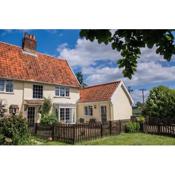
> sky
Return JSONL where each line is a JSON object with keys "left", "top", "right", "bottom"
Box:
{"left": 0, "top": 29, "right": 175, "bottom": 103}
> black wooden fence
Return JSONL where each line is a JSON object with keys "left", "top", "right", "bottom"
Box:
{"left": 35, "top": 120, "right": 126, "bottom": 144}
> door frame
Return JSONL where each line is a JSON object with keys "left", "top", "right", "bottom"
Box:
{"left": 100, "top": 105, "right": 107, "bottom": 123}
{"left": 27, "top": 106, "right": 36, "bottom": 127}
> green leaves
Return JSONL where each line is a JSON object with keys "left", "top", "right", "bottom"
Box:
{"left": 80, "top": 29, "right": 175, "bottom": 79}
{"left": 144, "top": 86, "right": 175, "bottom": 118}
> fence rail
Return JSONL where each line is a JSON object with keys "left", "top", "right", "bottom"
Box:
{"left": 35, "top": 120, "right": 126, "bottom": 144}
{"left": 143, "top": 124, "right": 175, "bottom": 136}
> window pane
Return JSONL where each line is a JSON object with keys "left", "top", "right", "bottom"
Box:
{"left": 89, "top": 106, "right": 93, "bottom": 116}
{"left": 66, "top": 108, "right": 70, "bottom": 121}
{"left": 84, "top": 106, "right": 88, "bottom": 115}
{"left": 33, "top": 85, "right": 43, "bottom": 98}
{"left": 66, "top": 88, "right": 69, "bottom": 96}
{"left": 6, "top": 80, "right": 13, "bottom": 92}
{"left": 55, "top": 86, "right": 60, "bottom": 96}
{"left": 60, "top": 87, "right": 65, "bottom": 96}
{"left": 60, "top": 108, "right": 65, "bottom": 121}
{"left": 0, "top": 80, "right": 5, "bottom": 91}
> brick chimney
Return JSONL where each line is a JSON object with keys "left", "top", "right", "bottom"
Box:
{"left": 22, "top": 33, "right": 37, "bottom": 54}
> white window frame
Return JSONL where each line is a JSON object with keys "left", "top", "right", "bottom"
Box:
{"left": 59, "top": 108, "right": 72, "bottom": 123}
{"left": 33, "top": 84, "right": 43, "bottom": 99}
{"left": 55, "top": 86, "right": 70, "bottom": 97}
{"left": 0, "top": 79, "right": 13, "bottom": 93}
{"left": 84, "top": 106, "right": 93, "bottom": 116}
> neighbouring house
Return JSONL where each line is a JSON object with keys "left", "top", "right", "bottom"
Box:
{"left": 0, "top": 33, "right": 133, "bottom": 126}
{"left": 77, "top": 81, "right": 133, "bottom": 123}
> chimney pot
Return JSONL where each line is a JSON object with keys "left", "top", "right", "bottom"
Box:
{"left": 22, "top": 33, "right": 37, "bottom": 54}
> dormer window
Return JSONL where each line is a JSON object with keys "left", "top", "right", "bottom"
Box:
{"left": 0, "top": 79, "right": 13, "bottom": 93}
{"left": 55, "top": 86, "right": 69, "bottom": 97}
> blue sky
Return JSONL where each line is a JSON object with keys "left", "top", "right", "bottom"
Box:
{"left": 0, "top": 29, "right": 175, "bottom": 103}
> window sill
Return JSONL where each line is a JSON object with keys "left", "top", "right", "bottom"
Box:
{"left": 0, "top": 91, "right": 14, "bottom": 95}
{"left": 54, "top": 96, "right": 70, "bottom": 99}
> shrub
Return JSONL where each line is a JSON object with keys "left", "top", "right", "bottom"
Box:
{"left": 143, "top": 86, "right": 175, "bottom": 118}
{"left": 136, "top": 116, "right": 145, "bottom": 124}
{"left": 89, "top": 118, "right": 96, "bottom": 124}
{"left": 0, "top": 116, "right": 31, "bottom": 145}
{"left": 41, "top": 97, "right": 52, "bottom": 115}
{"left": 40, "top": 113, "right": 57, "bottom": 126}
{"left": 125, "top": 121, "right": 140, "bottom": 133}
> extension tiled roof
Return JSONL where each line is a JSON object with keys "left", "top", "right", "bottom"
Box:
{"left": 0, "top": 42, "right": 80, "bottom": 88}
{"left": 79, "top": 81, "right": 121, "bottom": 103}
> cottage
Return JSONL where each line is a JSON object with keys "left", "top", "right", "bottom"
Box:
{"left": 0, "top": 33, "right": 133, "bottom": 126}
{"left": 77, "top": 81, "right": 133, "bottom": 123}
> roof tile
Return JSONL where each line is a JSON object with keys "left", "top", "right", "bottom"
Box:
{"left": 79, "top": 81, "right": 121, "bottom": 103}
{"left": 0, "top": 42, "right": 80, "bottom": 88}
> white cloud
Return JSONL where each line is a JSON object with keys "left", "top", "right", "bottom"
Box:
{"left": 58, "top": 38, "right": 120, "bottom": 67}
{"left": 58, "top": 38, "right": 175, "bottom": 102}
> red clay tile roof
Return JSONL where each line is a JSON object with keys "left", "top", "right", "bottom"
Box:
{"left": 0, "top": 42, "right": 80, "bottom": 88}
{"left": 79, "top": 81, "right": 121, "bottom": 103}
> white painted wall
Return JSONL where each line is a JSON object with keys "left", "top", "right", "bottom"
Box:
{"left": 111, "top": 83, "right": 133, "bottom": 120}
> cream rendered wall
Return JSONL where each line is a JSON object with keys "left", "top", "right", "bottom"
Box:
{"left": 23, "top": 82, "right": 80, "bottom": 104}
{"left": 111, "top": 84, "right": 132, "bottom": 120}
{"left": 0, "top": 80, "right": 80, "bottom": 117}
{"left": 77, "top": 101, "right": 111, "bottom": 123}
{"left": 0, "top": 81, "right": 24, "bottom": 114}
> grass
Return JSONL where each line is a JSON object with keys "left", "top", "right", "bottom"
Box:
{"left": 30, "top": 136, "right": 66, "bottom": 145}
{"left": 30, "top": 133, "right": 175, "bottom": 145}
{"left": 77, "top": 133, "right": 175, "bottom": 145}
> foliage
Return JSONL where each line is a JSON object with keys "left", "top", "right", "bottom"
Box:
{"left": 125, "top": 121, "right": 140, "bottom": 133}
{"left": 0, "top": 116, "right": 31, "bottom": 145}
{"left": 143, "top": 86, "right": 175, "bottom": 118}
{"left": 0, "top": 104, "right": 7, "bottom": 118}
{"left": 75, "top": 71, "right": 87, "bottom": 87}
{"left": 41, "top": 97, "right": 52, "bottom": 115}
{"left": 80, "top": 30, "right": 175, "bottom": 79}
{"left": 136, "top": 116, "right": 145, "bottom": 124}
{"left": 89, "top": 118, "right": 96, "bottom": 124}
{"left": 40, "top": 113, "right": 57, "bottom": 126}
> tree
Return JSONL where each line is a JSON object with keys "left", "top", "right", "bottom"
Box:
{"left": 76, "top": 71, "right": 87, "bottom": 87}
{"left": 41, "top": 97, "right": 52, "bottom": 116}
{"left": 80, "top": 30, "right": 175, "bottom": 79}
{"left": 143, "top": 86, "right": 175, "bottom": 118}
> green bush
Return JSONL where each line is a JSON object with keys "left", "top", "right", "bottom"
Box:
{"left": 136, "top": 116, "right": 145, "bottom": 123}
{"left": 125, "top": 121, "right": 140, "bottom": 133}
{"left": 40, "top": 114, "right": 57, "bottom": 126}
{"left": 143, "top": 86, "right": 175, "bottom": 118}
{"left": 0, "top": 116, "right": 31, "bottom": 145}
{"left": 41, "top": 97, "right": 52, "bottom": 115}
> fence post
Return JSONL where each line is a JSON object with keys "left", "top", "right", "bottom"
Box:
{"left": 109, "top": 121, "right": 112, "bottom": 135}
{"left": 34, "top": 123, "right": 38, "bottom": 135}
{"left": 101, "top": 123, "right": 103, "bottom": 138}
{"left": 157, "top": 124, "right": 160, "bottom": 134}
{"left": 119, "top": 120, "right": 122, "bottom": 133}
{"left": 52, "top": 124, "right": 55, "bottom": 140}
{"left": 72, "top": 125, "right": 75, "bottom": 144}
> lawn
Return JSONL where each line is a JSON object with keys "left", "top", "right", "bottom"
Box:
{"left": 30, "top": 136, "right": 66, "bottom": 145}
{"left": 31, "top": 133, "right": 175, "bottom": 145}
{"left": 77, "top": 133, "right": 175, "bottom": 145}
